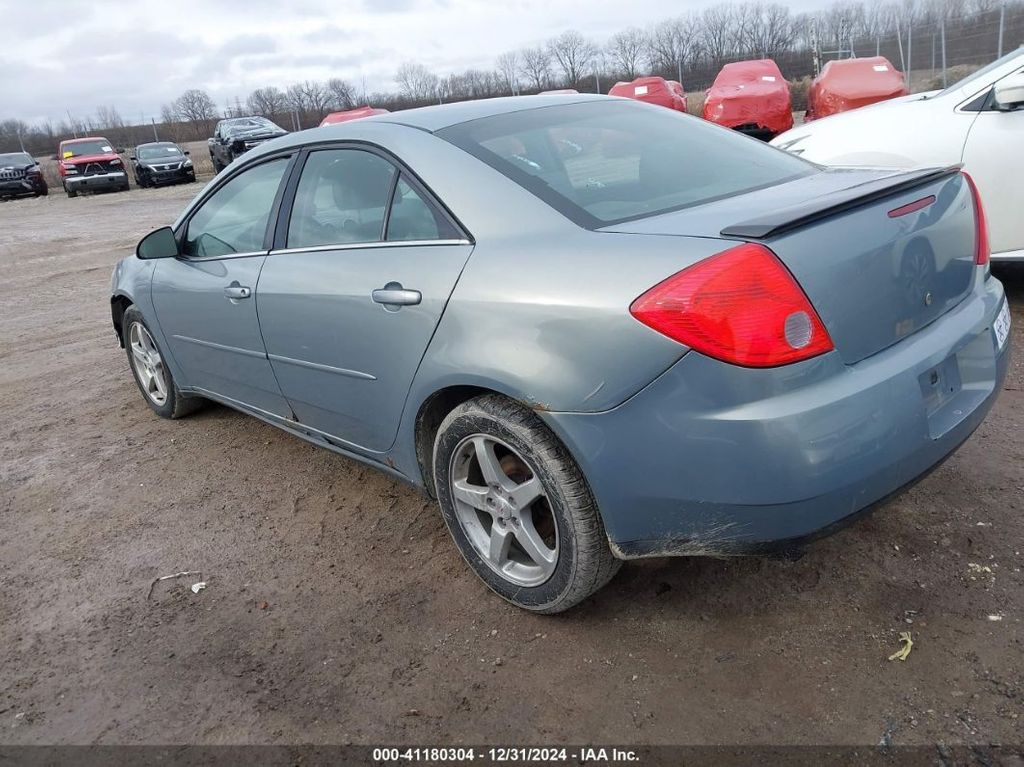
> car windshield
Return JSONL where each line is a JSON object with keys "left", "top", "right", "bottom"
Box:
{"left": 938, "top": 47, "right": 1024, "bottom": 96}
{"left": 138, "top": 144, "right": 183, "bottom": 161}
{"left": 224, "top": 117, "right": 282, "bottom": 134}
{"left": 62, "top": 139, "right": 113, "bottom": 157}
{"left": 0, "top": 152, "right": 33, "bottom": 165}
{"left": 439, "top": 100, "right": 814, "bottom": 228}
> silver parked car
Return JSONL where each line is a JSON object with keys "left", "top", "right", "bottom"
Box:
{"left": 111, "top": 95, "right": 1010, "bottom": 612}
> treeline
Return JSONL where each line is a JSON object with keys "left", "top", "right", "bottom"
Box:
{"left": 2, "top": 0, "right": 1021, "bottom": 155}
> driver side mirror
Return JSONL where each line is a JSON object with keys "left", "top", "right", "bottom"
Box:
{"left": 136, "top": 226, "right": 179, "bottom": 260}
{"left": 183, "top": 150, "right": 190, "bottom": 156}
{"left": 994, "top": 72, "right": 1024, "bottom": 110}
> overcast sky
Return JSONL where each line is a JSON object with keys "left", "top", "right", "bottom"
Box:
{"left": 1, "top": 0, "right": 825, "bottom": 125}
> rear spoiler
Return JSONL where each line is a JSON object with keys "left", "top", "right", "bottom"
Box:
{"left": 721, "top": 165, "right": 962, "bottom": 239}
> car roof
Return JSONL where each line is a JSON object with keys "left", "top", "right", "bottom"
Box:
{"left": 136, "top": 141, "right": 178, "bottom": 148}
{"left": 372, "top": 93, "right": 612, "bottom": 133}
{"left": 61, "top": 136, "right": 109, "bottom": 144}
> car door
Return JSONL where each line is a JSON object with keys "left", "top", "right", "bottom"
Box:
{"left": 151, "top": 155, "right": 294, "bottom": 416}
{"left": 255, "top": 146, "right": 473, "bottom": 454}
{"left": 961, "top": 66, "right": 1024, "bottom": 256}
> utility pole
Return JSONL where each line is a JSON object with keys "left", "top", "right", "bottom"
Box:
{"left": 941, "top": 16, "right": 947, "bottom": 88}
{"left": 896, "top": 19, "right": 905, "bottom": 71}
{"left": 931, "top": 34, "right": 936, "bottom": 74}
{"left": 998, "top": 0, "right": 1006, "bottom": 58}
{"left": 907, "top": 23, "right": 912, "bottom": 82}
{"left": 811, "top": 19, "right": 821, "bottom": 76}
{"left": 594, "top": 71, "right": 600, "bottom": 94}
{"left": 151, "top": 117, "right": 158, "bottom": 142}
{"left": 677, "top": 58, "right": 683, "bottom": 85}
{"left": 876, "top": 37, "right": 880, "bottom": 57}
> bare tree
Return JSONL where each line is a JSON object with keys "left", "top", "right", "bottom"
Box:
{"left": 247, "top": 86, "right": 288, "bottom": 119}
{"left": 326, "top": 78, "right": 356, "bottom": 109}
{"left": 519, "top": 45, "right": 553, "bottom": 90}
{"left": 647, "top": 15, "right": 698, "bottom": 76}
{"left": 94, "top": 105, "right": 124, "bottom": 129}
{"left": 396, "top": 62, "right": 440, "bottom": 102}
{"left": 607, "top": 27, "right": 648, "bottom": 79}
{"left": 547, "top": 30, "right": 597, "bottom": 87}
{"left": 173, "top": 89, "right": 218, "bottom": 139}
{"left": 697, "top": 5, "right": 737, "bottom": 61}
{"left": 496, "top": 51, "right": 521, "bottom": 94}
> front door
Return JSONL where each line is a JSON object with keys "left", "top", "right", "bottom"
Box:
{"left": 255, "top": 147, "right": 472, "bottom": 453}
{"left": 152, "top": 156, "right": 293, "bottom": 416}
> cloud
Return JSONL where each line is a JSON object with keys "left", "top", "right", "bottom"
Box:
{"left": 0, "top": 0, "right": 831, "bottom": 125}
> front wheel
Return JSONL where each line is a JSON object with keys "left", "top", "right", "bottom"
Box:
{"left": 65, "top": 185, "right": 77, "bottom": 198}
{"left": 433, "top": 394, "right": 620, "bottom": 613}
{"left": 122, "top": 306, "right": 202, "bottom": 419}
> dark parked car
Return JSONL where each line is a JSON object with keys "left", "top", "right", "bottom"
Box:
{"left": 0, "top": 152, "right": 47, "bottom": 199}
{"left": 131, "top": 142, "right": 196, "bottom": 188}
{"left": 112, "top": 96, "right": 1009, "bottom": 613}
{"left": 208, "top": 116, "right": 287, "bottom": 172}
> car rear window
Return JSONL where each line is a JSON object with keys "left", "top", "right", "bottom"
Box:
{"left": 438, "top": 100, "right": 814, "bottom": 228}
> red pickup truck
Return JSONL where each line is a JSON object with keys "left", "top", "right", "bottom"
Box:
{"left": 58, "top": 137, "right": 130, "bottom": 198}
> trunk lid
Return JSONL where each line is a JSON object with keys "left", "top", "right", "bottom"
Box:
{"left": 603, "top": 167, "right": 977, "bottom": 364}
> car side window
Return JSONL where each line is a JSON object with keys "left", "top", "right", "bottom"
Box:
{"left": 386, "top": 175, "right": 461, "bottom": 241}
{"left": 287, "top": 149, "right": 397, "bottom": 248}
{"left": 184, "top": 158, "right": 289, "bottom": 258}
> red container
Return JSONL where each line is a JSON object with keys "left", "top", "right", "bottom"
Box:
{"left": 703, "top": 59, "right": 793, "bottom": 138}
{"left": 609, "top": 77, "right": 687, "bottom": 112}
{"left": 805, "top": 57, "right": 908, "bottom": 121}
{"left": 319, "top": 106, "right": 389, "bottom": 127}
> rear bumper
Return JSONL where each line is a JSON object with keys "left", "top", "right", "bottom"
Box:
{"left": 65, "top": 171, "right": 128, "bottom": 191}
{"left": 543, "top": 274, "right": 1009, "bottom": 558}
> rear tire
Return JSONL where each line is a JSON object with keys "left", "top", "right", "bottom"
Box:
{"left": 433, "top": 394, "right": 620, "bottom": 613}
{"left": 123, "top": 306, "right": 203, "bottom": 419}
{"left": 65, "top": 186, "right": 77, "bottom": 199}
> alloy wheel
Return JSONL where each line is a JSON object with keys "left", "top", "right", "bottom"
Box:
{"left": 448, "top": 434, "right": 559, "bottom": 587}
{"left": 128, "top": 322, "right": 168, "bottom": 406}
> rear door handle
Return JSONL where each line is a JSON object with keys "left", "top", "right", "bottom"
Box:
{"left": 224, "top": 284, "right": 251, "bottom": 300}
{"left": 372, "top": 283, "right": 421, "bottom": 307}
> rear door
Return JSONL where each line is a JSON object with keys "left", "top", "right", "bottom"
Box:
{"left": 151, "top": 155, "right": 293, "bottom": 415}
{"left": 255, "top": 146, "right": 473, "bottom": 453}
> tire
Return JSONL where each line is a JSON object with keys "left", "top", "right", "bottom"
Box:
{"left": 122, "top": 306, "right": 203, "bottom": 419}
{"left": 210, "top": 155, "right": 223, "bottom": 173}
{"left": 433, "top": 394, "right": 620, "bottom": 613}
{"left": 65, "top": 186, "right": 77, "bottom": 199}
{"left": 36, "top": 187, "right": 48, "bottom": 197}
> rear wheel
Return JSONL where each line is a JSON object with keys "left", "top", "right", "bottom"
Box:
{"left": 433, "top": 394, "right": 620, "bottom": 613}
{"left": 64, "top": 185, "right": 77, "bottom": 199}
{"left": 123, "top": 306, "right": 202, "bottom": 419}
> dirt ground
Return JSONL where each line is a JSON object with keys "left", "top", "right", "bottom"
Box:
{"left": 0, "top": 183, "right": 1022, "bottom": 747}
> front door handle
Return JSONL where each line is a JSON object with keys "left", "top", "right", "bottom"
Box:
{"left": 372, "top": 283, "right": 421, "bottom": 307}
{"left": 224, "top": 284, "right": 251, "bottom": 300}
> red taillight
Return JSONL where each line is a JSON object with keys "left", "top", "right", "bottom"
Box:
{"left": 961, "top": 171, "right": 990, "bottom": 266}
{"left": 629, "top": 243, "right": 834, "bottom": 368}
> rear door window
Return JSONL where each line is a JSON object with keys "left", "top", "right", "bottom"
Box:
{"left": 385, "top": 175, "right": 461, "bottom": 241}
{"left": 287, "top": 149, "right": 397, "bottom": 248}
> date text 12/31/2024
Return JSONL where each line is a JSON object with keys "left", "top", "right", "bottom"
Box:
{"left": 373, "top": 746, "right": 641, "bottom": 763}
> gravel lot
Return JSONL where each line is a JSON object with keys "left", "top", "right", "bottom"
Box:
{"left": 1, "top": 183, "right": 1021, "bottom": 746}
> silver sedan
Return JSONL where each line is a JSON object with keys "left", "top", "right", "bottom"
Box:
{"left": 111, "top": 95, "right": 1009, "bottom": 612}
